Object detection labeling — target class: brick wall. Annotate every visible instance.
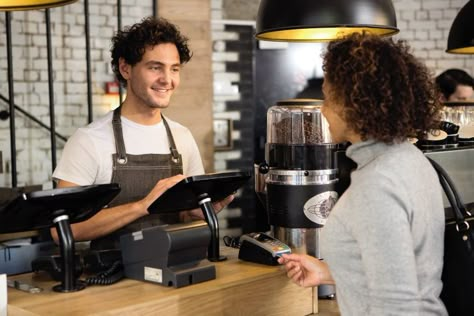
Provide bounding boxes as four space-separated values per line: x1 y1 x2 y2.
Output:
393 0 474 75
220 0 474 76
211 19 259 236
0 0 153 188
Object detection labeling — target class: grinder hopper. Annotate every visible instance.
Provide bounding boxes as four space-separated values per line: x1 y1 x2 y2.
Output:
255 98 340 298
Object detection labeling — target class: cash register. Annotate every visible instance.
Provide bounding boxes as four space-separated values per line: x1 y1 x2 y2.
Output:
120 171 251 288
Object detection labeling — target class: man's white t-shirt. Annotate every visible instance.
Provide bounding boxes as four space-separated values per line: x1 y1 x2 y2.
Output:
53 111 205 185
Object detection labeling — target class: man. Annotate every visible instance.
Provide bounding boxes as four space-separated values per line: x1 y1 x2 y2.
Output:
436 68 474 102
52 17 233 250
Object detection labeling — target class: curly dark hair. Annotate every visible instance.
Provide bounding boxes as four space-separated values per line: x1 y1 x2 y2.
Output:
323 32 442 143
111 17 192 87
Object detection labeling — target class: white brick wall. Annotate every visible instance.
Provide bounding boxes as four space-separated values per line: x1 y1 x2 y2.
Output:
393 0 474 76
0 0 153 188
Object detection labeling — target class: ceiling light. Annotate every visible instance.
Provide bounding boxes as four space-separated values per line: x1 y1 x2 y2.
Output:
256 0 399 42
0 0 77 11
447 0 474 54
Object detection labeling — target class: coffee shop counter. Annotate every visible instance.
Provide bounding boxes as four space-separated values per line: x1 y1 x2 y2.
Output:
7 248 340 316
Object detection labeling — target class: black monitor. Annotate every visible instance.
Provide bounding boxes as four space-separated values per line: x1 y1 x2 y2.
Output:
148 171 251 213
0 183 121 292
0 184 121 234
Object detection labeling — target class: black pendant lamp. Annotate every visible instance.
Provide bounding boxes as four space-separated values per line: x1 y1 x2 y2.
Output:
256 0 399 42
447 0 474 54
0 0 77 11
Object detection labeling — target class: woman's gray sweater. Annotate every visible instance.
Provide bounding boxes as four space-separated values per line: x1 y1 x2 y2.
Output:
322 140 447 315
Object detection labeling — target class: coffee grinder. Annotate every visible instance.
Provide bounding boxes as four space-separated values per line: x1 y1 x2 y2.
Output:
255 99 345 299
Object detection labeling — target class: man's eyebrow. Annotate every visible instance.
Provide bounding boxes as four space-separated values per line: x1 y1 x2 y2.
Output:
144 60 181 67
145 61 164 66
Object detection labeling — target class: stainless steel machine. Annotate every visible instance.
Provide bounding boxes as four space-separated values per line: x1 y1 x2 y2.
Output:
424 102 474 214
424 146 474 216
255 99 353 299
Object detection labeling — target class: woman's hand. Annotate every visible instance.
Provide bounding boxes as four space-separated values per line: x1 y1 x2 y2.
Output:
278 254 335 287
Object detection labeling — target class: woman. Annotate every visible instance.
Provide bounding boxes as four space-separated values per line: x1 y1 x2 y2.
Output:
279 33 448 315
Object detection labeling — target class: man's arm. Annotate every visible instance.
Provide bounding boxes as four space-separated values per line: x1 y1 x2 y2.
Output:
50 175 185 243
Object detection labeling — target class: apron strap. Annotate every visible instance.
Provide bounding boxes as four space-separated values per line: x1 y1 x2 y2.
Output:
112 106 128 164
161 114 181 163
111 107 181 165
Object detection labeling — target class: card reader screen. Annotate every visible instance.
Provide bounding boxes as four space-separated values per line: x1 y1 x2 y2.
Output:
253 233 272 243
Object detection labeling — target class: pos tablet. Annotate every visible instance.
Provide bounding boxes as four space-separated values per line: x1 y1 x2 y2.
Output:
148 171 251 213
0 184 121 234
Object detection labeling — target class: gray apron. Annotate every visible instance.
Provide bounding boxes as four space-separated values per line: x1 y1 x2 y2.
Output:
91 106 183 250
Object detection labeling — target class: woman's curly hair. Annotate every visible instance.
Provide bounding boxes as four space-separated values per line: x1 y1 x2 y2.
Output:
111 17 192 87
323 32 442 143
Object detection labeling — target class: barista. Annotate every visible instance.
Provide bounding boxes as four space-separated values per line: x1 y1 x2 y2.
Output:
436 68 474 102
51 17 233 250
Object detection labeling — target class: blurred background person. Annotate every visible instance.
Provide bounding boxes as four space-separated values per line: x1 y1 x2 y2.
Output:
436 68 474 102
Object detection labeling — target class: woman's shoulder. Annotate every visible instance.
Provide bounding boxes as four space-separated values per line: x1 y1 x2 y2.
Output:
353 142 427 186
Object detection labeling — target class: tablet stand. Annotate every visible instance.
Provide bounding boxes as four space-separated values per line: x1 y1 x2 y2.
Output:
198 193 226 262
52 213 85 292
0 184 121 293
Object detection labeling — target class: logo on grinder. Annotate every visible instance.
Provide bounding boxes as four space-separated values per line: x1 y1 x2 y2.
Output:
303 191 338 225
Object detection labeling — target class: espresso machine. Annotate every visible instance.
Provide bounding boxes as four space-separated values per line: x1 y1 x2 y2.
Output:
255 99 354 299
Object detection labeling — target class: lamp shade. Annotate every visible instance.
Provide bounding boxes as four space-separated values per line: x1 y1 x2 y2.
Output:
0 0 77 11
447 0 474 54
256 0 399 42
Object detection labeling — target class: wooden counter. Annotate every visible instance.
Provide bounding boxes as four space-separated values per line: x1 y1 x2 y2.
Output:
7 249 340 315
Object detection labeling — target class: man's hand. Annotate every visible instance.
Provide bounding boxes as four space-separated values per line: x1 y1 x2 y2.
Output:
184 194 235 221
140 174 186 213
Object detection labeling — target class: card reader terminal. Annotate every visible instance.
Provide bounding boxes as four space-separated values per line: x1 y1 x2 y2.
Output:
238 232 291 266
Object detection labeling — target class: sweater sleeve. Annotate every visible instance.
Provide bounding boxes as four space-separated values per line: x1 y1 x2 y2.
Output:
350 179 422 315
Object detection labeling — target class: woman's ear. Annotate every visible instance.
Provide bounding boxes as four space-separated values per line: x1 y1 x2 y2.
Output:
118 57 131 81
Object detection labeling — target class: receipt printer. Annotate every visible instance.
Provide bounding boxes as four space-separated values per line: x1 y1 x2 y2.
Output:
120 221 215 288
